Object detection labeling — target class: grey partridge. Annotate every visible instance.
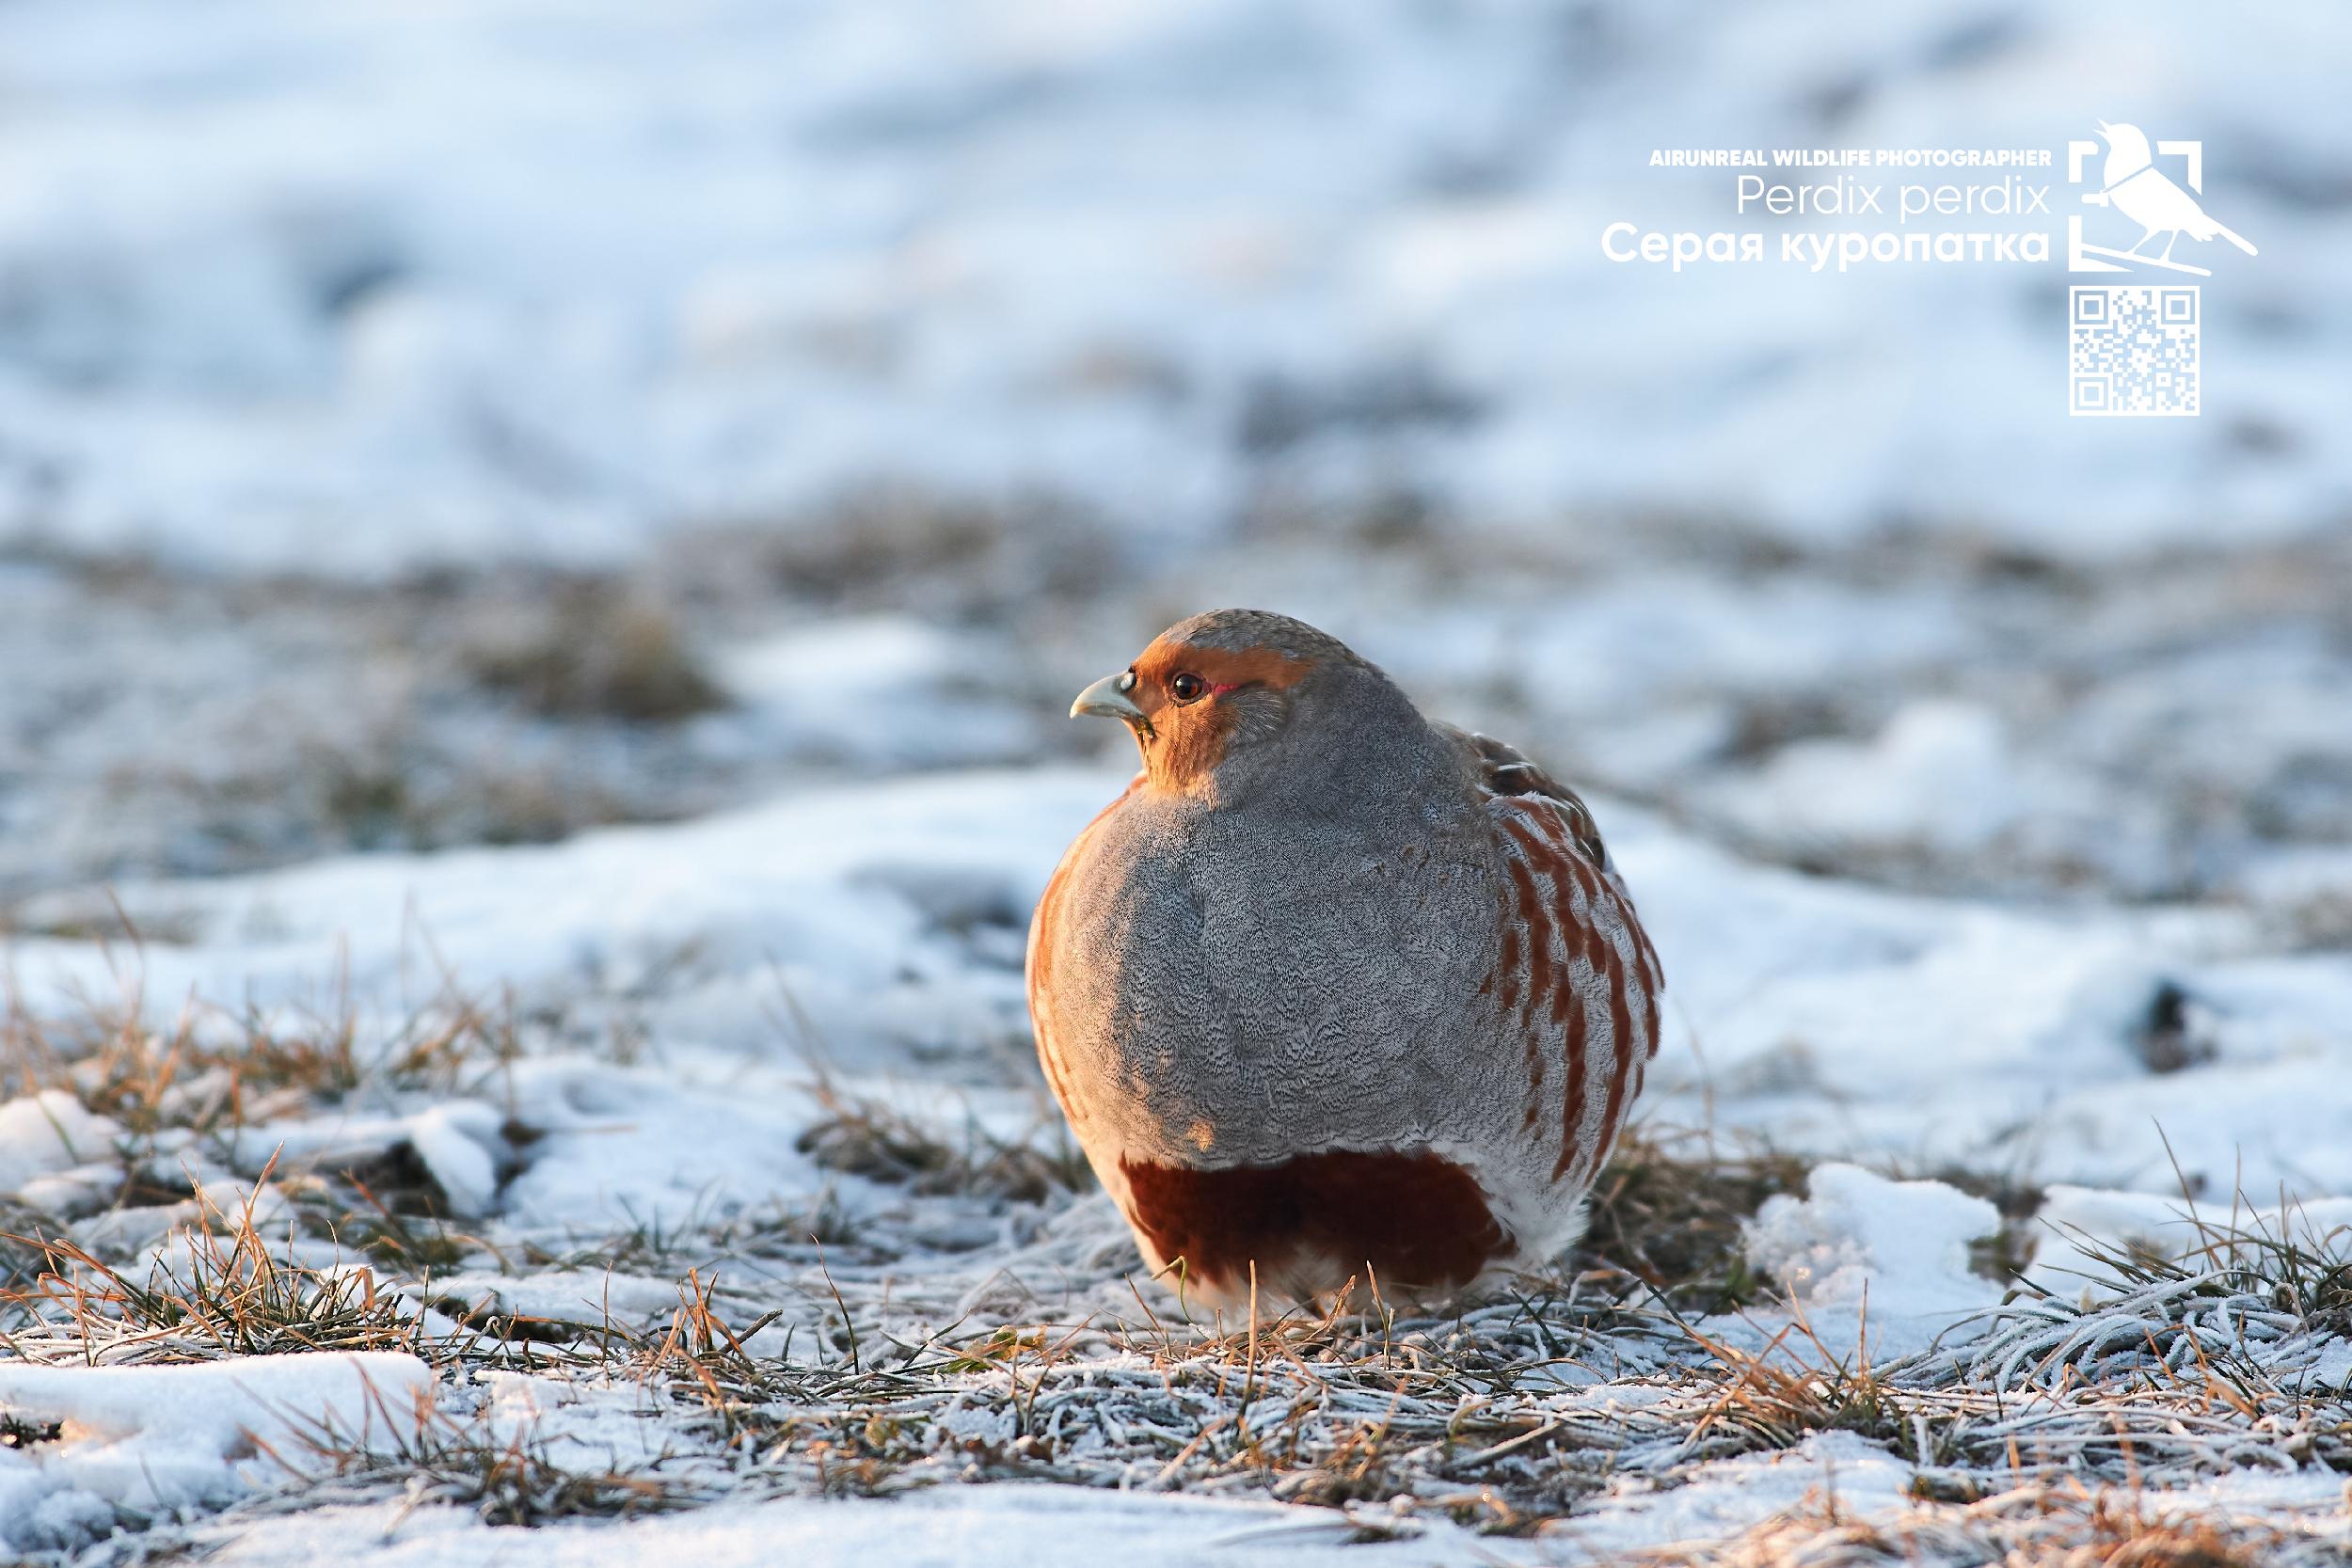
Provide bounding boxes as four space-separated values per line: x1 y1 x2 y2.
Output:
1027 610 1663 1309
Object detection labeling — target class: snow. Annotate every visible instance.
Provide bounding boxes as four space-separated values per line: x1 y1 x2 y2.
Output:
1715 699 2044 855
0 1354 434 1549
1559 1433 1920 1561
1742 1164 2003 1359
0 758 2333 1556
0 1091 123 1197
225 1103 509 1220
1 740 2345 1560
0 2 2346 575
11 768 1104 1071
190 1486 1534 1568
138 1434 2000 1568
8 767 2347 1212
489 1057 827 1234
716 617 1033 768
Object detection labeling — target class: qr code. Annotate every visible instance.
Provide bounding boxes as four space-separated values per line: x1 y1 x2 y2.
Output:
2070 286 2199 416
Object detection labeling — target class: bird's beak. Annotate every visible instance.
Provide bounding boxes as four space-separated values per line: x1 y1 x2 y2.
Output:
2096 119 2112 136
1071 672 1153 737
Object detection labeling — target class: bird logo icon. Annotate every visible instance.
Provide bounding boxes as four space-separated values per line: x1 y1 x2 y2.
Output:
2074 120 2256 276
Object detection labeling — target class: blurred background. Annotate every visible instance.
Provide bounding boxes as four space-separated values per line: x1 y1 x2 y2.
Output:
4 16 2351 1556
1 0 2348 927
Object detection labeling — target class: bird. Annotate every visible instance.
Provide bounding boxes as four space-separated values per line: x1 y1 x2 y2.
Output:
1026 610 1662 1311
2087 120 2257 264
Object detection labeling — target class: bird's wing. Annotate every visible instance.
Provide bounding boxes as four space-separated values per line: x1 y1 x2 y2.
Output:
1444 726 1662 1187
1448 725 1613 865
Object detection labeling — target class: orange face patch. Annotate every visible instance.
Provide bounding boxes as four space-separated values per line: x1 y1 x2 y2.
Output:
1132 640 1311 702
1122 640 1311 789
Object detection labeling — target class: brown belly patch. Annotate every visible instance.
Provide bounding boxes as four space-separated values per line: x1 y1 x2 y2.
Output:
1118 1148 1509 1296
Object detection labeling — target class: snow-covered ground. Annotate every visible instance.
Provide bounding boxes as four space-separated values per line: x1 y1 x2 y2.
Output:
1 0 2347 572
3 3 2350 1564
5 763 2349 1563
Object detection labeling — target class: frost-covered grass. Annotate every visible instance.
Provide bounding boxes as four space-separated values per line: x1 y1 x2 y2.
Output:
1 576 2346 1562
5 1024 2351 1563
3 774 2349 1564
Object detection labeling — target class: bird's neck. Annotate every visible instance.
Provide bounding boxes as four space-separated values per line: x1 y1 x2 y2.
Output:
1194 697 1462 827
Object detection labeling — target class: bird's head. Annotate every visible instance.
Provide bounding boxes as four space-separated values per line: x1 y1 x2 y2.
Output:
1070 609 1396 799
2096 120 2153 167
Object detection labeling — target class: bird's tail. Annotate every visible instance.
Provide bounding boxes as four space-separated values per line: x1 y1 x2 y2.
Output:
2213 222 2258 256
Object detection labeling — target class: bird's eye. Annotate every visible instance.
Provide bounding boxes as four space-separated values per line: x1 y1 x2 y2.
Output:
1168 672 1207 704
